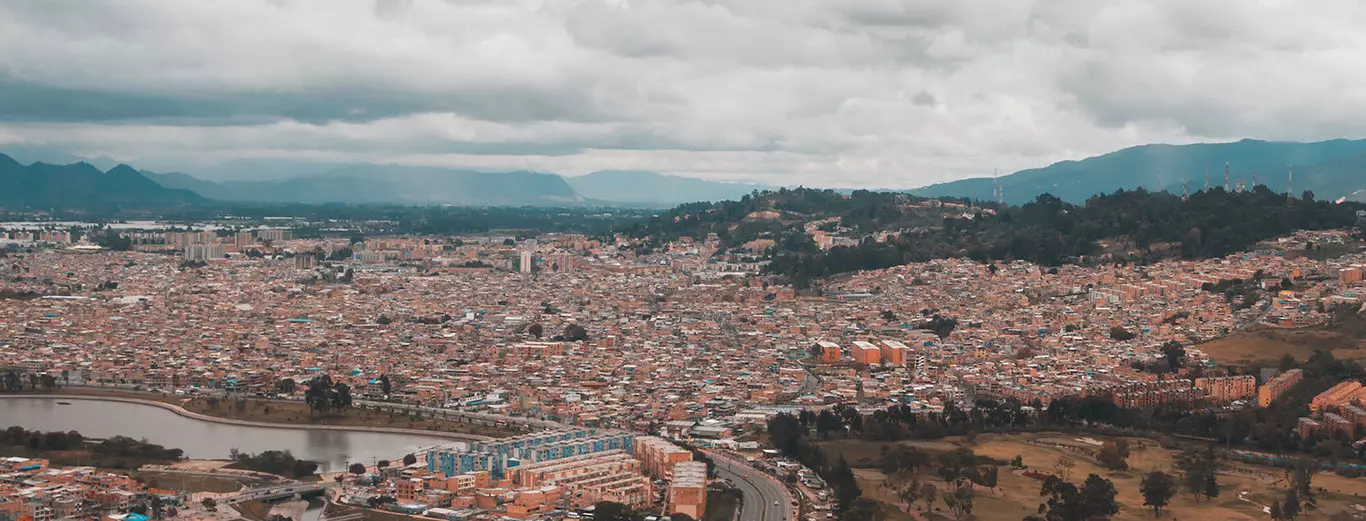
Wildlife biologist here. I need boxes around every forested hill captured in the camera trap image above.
[620,188,983,252]
[627,187,1365,288]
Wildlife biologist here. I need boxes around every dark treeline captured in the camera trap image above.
[1,426,184,468]
[627,186,1362,289]
[228,449,320,478]
[623,188,972,256]
[770,187,1361,288]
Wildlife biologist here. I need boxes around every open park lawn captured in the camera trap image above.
[825,433,1366,521]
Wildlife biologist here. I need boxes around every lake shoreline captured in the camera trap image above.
[0,392,490,442]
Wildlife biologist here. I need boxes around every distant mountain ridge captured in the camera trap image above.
[4,148,780,207]
[0,154,204,210]
[146,164,585,206]
[912,138,1366,204]
[9,138,1366,209]
[564,170,774,205]
[146,167,775,206]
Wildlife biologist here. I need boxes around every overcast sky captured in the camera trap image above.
[3,0,1366,187]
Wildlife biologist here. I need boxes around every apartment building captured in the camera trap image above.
[1194,375,1257,403]
[632,436,692,480]
[429,429,634,480]
[1258,369,1304,407]
[1310,380,1366,413]
[851,341,881,365]
[879,339,909,365]
[668,461,708,519]
[183,243,225,262]
[816,341,841,363]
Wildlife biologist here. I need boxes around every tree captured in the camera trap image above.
[349,462,366,475]
[946,483,974,519]
[1176,445,1218,501]
[332,382,353,410]
[528,323,544,339]
[304,374,334,415]
[1282,489,1300,520]
[376,314,392,325]
[1140,471,1176,518]
[378,374,392,395]
[1096,439,1130,470]
[975,465,998,489]
[201,498,217,512]
[880,310,898,322]
[276,378,297,394]
[1109,326,1135,341]
[1289,458,1315,512]
[1160,341,1187,370]
[377,460,390,469]
[1053,456,1076,481]
[919,483,938,512]
[403,453,418,466]
[563,323,589,342]
[918,315,958,340]
[898,479,921,510]
[593,501,631,521]
[840,498,883,521]
[1270,500,1284,520]
[1079,474,1119,520]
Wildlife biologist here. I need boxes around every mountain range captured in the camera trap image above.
[5,138,1366,210]
[911,138,1366,204]
[0,154,204,210]
[142,167,772,207]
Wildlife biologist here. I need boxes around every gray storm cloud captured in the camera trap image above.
[1,0,1365,187]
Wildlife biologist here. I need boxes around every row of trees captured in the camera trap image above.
[302,374,353,415]
[1,426,185,467]
[228,449,320,478]
[2,369,60,391]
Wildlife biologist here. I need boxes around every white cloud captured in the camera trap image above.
[2,0,1366,187]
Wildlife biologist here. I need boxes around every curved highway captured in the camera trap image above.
[707,453,794,521]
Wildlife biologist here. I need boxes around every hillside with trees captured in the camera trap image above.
[629,186,1364,289]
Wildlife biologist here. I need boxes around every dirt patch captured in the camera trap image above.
[1196,313,1366,365]
[135,471,258,493]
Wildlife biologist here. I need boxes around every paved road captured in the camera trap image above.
[225,483,327,504]
[709,455,793,521]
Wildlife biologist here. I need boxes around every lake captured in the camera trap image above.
[0,397,462,471]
